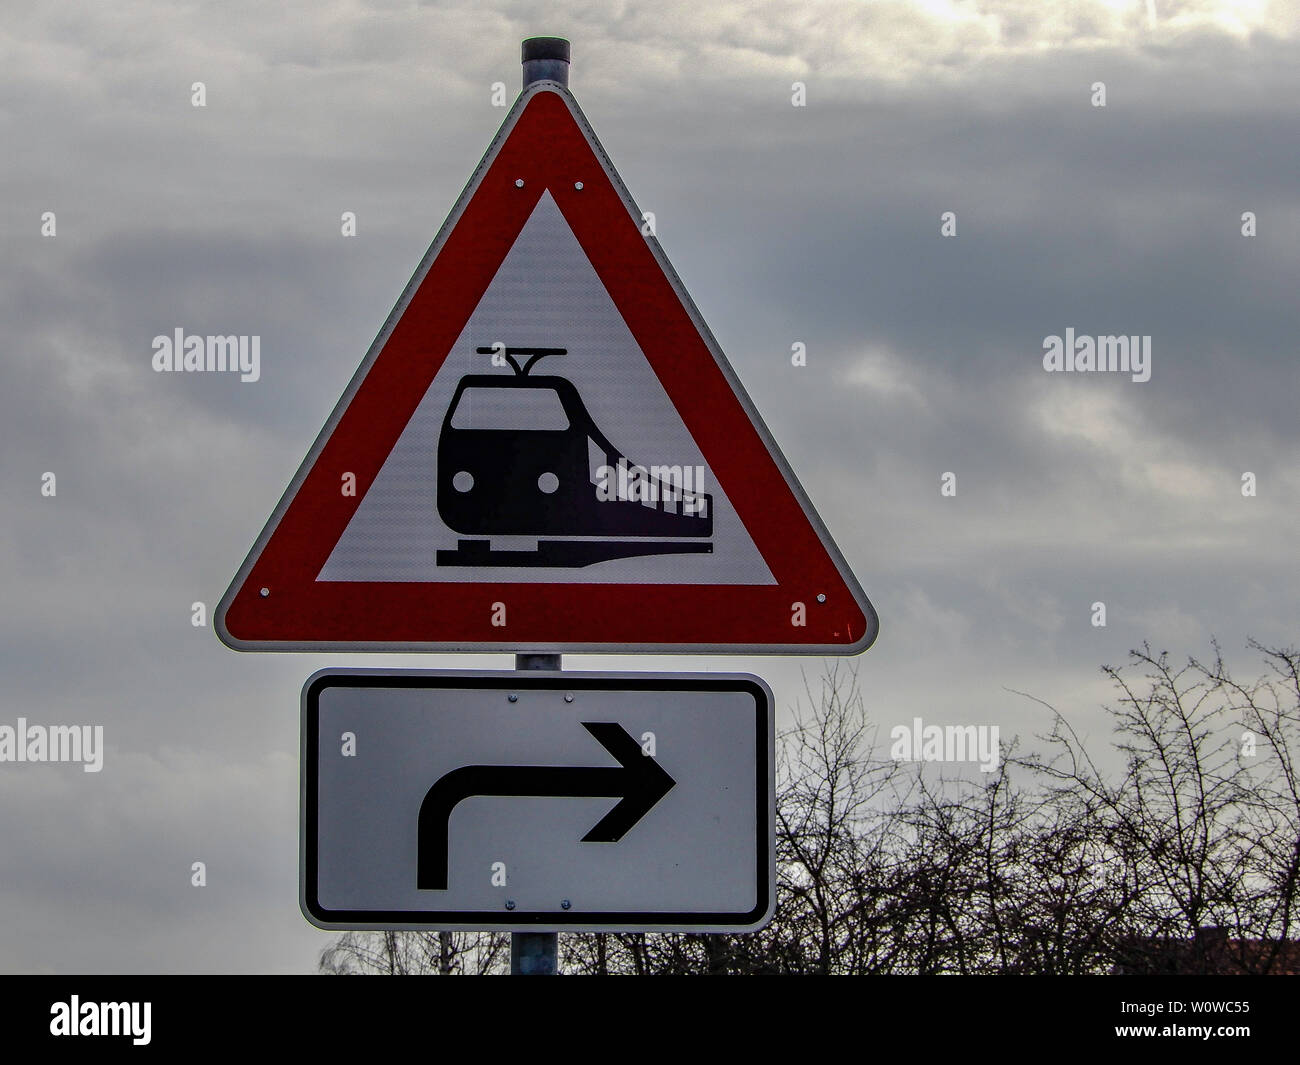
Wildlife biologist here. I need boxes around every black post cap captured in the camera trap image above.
[521,37,570,64]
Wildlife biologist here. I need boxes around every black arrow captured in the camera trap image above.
[417,722,675,890]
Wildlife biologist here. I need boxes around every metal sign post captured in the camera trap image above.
[510,39,568,976]
[512,650,561,975]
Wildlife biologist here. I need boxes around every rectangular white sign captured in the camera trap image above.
[301,669,775,931]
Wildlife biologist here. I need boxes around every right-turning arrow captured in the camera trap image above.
[417,722,676,890]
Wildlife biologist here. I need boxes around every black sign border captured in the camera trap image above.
[302,669,774,931]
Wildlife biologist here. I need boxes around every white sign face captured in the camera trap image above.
[317,191,773,588]
[301,670,775,932]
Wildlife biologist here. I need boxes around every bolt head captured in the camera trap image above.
[508,694,518,703]
[561,899,572,910]
[505,899,516,911]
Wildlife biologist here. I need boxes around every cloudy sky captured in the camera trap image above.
[2,0,1297,973]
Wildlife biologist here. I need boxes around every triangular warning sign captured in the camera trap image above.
[216,82,878,654]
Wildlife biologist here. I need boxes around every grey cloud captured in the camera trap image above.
[1,5,1295,972]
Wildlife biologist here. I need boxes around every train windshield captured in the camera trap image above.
[448,386,571,431]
